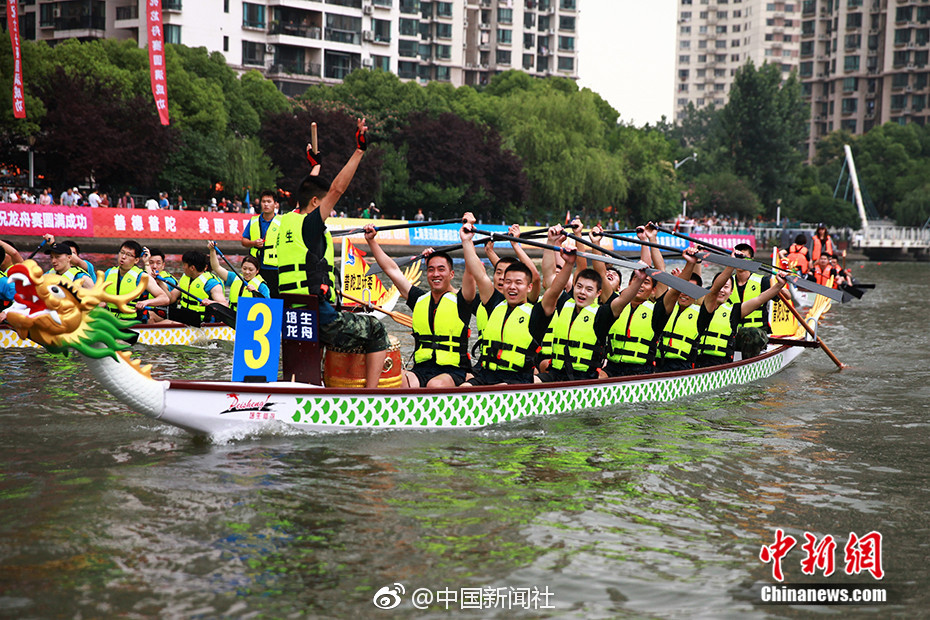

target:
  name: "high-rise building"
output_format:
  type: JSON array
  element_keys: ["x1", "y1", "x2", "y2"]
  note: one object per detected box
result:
[
  {"x1": 4, "y1": 0, "x2": 579, "y2": 96},
  {"x1": 674, "y1": 0, "x2": 801, "y2": 121},
  {"x1": 800, "y1": 0, "x2": 930, "y2": 160}
]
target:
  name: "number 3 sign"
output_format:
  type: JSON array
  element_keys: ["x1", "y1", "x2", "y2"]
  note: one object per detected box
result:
[{"x1": 232, "y1": 297, "x2": 283, "y2": 382}]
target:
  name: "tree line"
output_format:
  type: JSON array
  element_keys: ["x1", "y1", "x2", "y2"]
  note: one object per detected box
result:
[{"x1": 1, "y1": 34, "x2": 928, "y2": 227}]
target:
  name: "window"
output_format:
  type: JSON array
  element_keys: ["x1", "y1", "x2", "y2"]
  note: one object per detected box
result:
[
  {"x1": 913, "y1": 94, "x2": 926, "y2": 111},
  {"x1": 558, "y1": 56, "x2": 574, "y2": 71},
  {"x1": 223, "y1": 36, "x2": 229, "y2": 52},
  {"x1": 680, "y1": 54, "x2": 691, "y2": 63},
  {"x1": 419, "y1": 43, "x2": 432, "y2": 60},
  {"x1": 498, "y1": 8, "x2": 513, "y2": 23},
  {"x1": 435, "y1": 44, "x2": 451, "y2": 59},
  {"x1": 398, "y1": 39, "x2": 418, "y2": 57},
  {"x1": 842, "y1": 77, "x2": 858, "y2": 91},
  {"x1": 242, "y1": 3, "x2": 265, "y2": 28},
  {"x1": 372, "y1": 54, "x2": 391, "y2": 71},
  {"x1": 242, "y1": 41, "x2": 263, "y2": 66},
  {"x1": 523, "y1": 53, "x2": 534, "y2": 70},
  {"x1": 681, "y1": 25, "x2": 692, "y2": 34},
  {"x1": 844, "y1": 55, "x2": 860, "y2": 71},
  {"x1": 558, "y1": 36, "x2": 574, "y2": 51},
  {"x1": 842, "y1": 98, "x2": 857, "y2": 114},
  {"x1": 895, "y1": 29, "x2": 910, "y2": 45},
  {"x1": 892, "y1": 73, "x2": 909, "y2": 88},
  {"x1": 326, "y1": 14, "x2": 361, "y2": 44},
  {"x1": 895, "y1": 6, "x2": 913, "y2": 22},
  {"x1": 436, "y1": 2, "x2": 453, "y2": 17},
  {"x1": 224, "y1": 0, "x2": 229, "y2": 12},
  {"x1": 525, "y1": 33, "x2": 535, "y2": 49},
  {"x1": 680, "y1": 40, "x2": 691, "y2": 49},
  {"x1": 846, "y1": 13, "x2": 862, "y2": 29},
  {"x1": 915, "y1": 49, "x2": 929, "y2": 66},
  {"x1": 560, "y1": 0, "x2": 576, "y2": 9},
  {"x1": 559, "y1": 16, "x2": 575, "y2": 31},
  {"x1": 398, "y1": 60, "x2": 417, "y2": 78},
  {"x1": 841, "y1": 119, "x2": 857, "y2": 132},
  {"x1": 399, "y1": 0, "x2": 419, "y2": 15},
  {"x1": 845, "y1": 34, "x2": 861, "y2": 49},
  {"x1": 165, "y1": 24, "x2": 181, "y2": 44},
  {"x1": 436, "y1": 22, "x2": 452, "y2": 39},
  {"x1": 496, "y1": 50, "x2": 512, "y2": 65},
  {"x1": 436, "y1": 65, "x2": 451, "y2": 81},
  {"x1": 373, "y1": 19, "x2": 391, "y2": 43},
  {"x1": 716, "y1": 40, "x2": 727, "y2": 48},
  {"x1": 498, "y1": 29, "x2": 512, "y2": 44},
  {"x1": 679, "y1": 69, "x2": 690, "y2": 79},
  {"x1": 891, "y1": 94, "x2": 907, "y2": 109}
]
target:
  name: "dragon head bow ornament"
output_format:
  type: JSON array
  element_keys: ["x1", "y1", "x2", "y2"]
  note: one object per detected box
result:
[{"x1": 4, "y1": 260, "x2": 143, "y2": 359}]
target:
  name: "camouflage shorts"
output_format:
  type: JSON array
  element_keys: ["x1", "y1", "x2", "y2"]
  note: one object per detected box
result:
[{"x1": 320, "y1": 312, "x2": 390, "y2": 353}]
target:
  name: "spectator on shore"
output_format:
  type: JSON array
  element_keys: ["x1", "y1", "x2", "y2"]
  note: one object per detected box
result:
[
  {"x1": 159, "y1": 192, "x2": 170, "y2": 210},
  {"x1": 145, "y1": 196, "x2": 159, "y2": 210},
  {"x1": 87, "y1": 188, "x2": 101, "y2": 208},
  {"x1": 99, "y1": 192, "x2": 110, "y2": 208},
  {"x1": 414, "y1": 208, "x2": 425, "y2": 222},
  {"x1": 60, "y1": 187, "x2": 78, "y2": 206},
  {"x1": 118, "y1": 191, "x2": 134, "y2": 209},
  {"x1": 38, "y1": 189, "x2": 52, "y2": 205},
  {"x1": 176, "y1": 194, "x2": 187, "y2": 210}
]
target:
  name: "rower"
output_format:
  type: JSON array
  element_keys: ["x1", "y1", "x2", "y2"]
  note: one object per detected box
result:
[
  {"x1": 43, "y1": 242, "x2": 93, "y2": 289},
  {"x1": 811, "y1": 225, "x2": 835, "y2": 262},
  {"x1": 166, "y1": 249, "x2": 226, "y2": 323},
  {"x1": 208, "y1": 242, "x2": 270, "y2": 311},
  {"x1": 460, "y1": 215, "x2": 569, "y2": 386},
  {"x1": 654, "y1": 248, "x2": 704, "y2": 372},
  {"x1": 365, "y1": 225, "x2": 475, "y2": 388},
  {"x1": 43, "y1": 234, "x2": 98, "y2": 284},
  {"x1": 695, "y1": 254, "x2": 788, "y2": 367},
  {"x1": 728, "y1": 242, "x2": 771, "y2": 333},
  {"x1": 102, "y1": 241, "x2": 170, "y2": 321},
  {"x1": 598, "y1": 226, "x2": 671, "y2": 377},
  {"x1": 780, "y1": 233, "x2": 810, "y2": 274},
  {"x1": 241, "y1": 189, "x2": 281, "y2": 297}
]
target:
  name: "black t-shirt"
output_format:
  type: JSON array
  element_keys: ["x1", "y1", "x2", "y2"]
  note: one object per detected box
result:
[
  {"x1": 406, "y1": 286, "x2": 474, "y2": 328},
  {"x1": 300, "y1": 208, "x2": 328, "y2": 259}
]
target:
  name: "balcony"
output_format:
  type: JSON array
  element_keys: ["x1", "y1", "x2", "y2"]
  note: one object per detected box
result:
[
  {"x1": 270, "y1": 62, "x2": 322, "y2": 77},
  {"x1": 270, "y1": 23, "x2": 322, "y2": 40},
  {"x1": 52, "y1": 16, "x2": 106, "y2": 32}
]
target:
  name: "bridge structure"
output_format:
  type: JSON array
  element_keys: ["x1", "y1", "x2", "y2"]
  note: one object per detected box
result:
[{"x1": 841, "y1": 145, "x2": 930, "y2": 260}]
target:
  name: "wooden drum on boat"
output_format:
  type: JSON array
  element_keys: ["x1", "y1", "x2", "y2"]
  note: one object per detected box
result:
[{"x1": 323, "y1": 335, "x2": 402, "y2": 388}]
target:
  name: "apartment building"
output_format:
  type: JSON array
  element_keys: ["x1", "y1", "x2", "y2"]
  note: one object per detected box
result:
[
  {"x1": 4, "y1": 0, "x2": 579, "y2": 95},
  {"x1": 800, "y1": 0, "x2": 930, "y2": 160},
  {"x1": 674, "y1": 0, "x2": 801, "y2": 120}
]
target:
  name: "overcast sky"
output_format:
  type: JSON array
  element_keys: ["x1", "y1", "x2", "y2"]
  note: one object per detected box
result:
[{"x1": 577, "y1": 1, "x2": 676, "y2": 127}]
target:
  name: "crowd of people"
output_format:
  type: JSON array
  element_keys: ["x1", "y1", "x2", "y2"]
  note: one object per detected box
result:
[{"x1": 0, "y1": 120, "x2": 853, "y2": 390}]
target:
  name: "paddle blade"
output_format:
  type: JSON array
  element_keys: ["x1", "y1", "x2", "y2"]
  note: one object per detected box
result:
[
  {"x1": 786, "y1": 276, "x2": 847, "y2": 303},
  {"x1": 167, "y1": 306, "x2": 203, "y2": 328},
  {"x1": 206, "y1": 304, "x2": 237, "y2": 328},
  {"x1": 646, "y1": 268, "x2": 711, "y2": 299}
]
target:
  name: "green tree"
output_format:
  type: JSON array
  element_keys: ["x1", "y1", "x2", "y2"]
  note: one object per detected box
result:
[
  {"x1": 718, "y1": 62, "x2": 808, "y2": 213},
  {"x1": 688, "y1": 171, "x2": 763, "y2": 219}
]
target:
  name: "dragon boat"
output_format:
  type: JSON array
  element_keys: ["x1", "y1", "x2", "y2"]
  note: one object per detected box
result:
[
  {"x1": 4, "y1": 260, "x2": 828, "y2": 438},
  {"x1": 0, "y1": 321, "x2": 234, "y2": 348}
]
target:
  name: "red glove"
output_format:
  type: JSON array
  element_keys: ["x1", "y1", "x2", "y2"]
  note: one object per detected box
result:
[
  {"x1": 355, "y1": 126, "x2": 368, "y2": 151},
  {"x1": 306, "y1": 144, "x2": 322, "y2": 169}
]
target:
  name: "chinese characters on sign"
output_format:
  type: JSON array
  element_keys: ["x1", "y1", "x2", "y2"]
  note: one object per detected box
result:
[
  {"x1": 7, "y1": 0, "x2": 25, "y2": 119},
  {"x1": 146, "y1": 0, "x2": 170, "y2": 125},
  {"x1": 283, "y1": 308, "x2": 317, "y2": 342},
  {"x1": 760, "y1": 530, "x2": 883, "y2": 582}
]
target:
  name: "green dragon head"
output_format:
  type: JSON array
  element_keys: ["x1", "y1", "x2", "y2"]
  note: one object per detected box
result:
[{"x1": 4, "y1": 260, "x2": 142, "y2": 359}]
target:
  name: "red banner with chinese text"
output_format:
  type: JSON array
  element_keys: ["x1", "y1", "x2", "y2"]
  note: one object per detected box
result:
[
  {"x1": 7, "y1": 0, "x2": 26, "y2": 119},
  {"x1": 146, "y1": 0, "x2": 170, "y2": 126}
]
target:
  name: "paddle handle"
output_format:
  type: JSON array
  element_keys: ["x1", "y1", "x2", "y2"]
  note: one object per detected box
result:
[
  {"x1": 26, "y1": 239, "x2": 47, "y2": 260},
  {"x1": 332, "y1": 218, "x2": 462, "y2": 237},
  {"x1": 211, "y1": 242, "x2": 267, "y2": 298},
  {"x1": 778, "y1": 290, "x2": 846, "y2": 369},
  {"x1": 310, "y1": 122, "x2": 318, "y2": 154}
]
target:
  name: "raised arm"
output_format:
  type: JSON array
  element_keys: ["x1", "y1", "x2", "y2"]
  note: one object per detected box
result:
[
  {"x1": 461, "y1": 212, "x2": 495, "y2": 304},
  {"x1": 364, "y1": 224, "x2": 414, "y2": 299},
  {"x1": 0, "y1": 239, "x2": 23, "y2": 265},
  {"x1": 541, "y1": 225, "x2": 565, "y2": 290},
  {"x1": 703, "y1": 265, "x2": 735, "y2": 314},
  {"x1": 662, "y1": 247, "x2": 700, "y2": 315},
  {"x1": 207, "y1": 242, "x2": 230, "y2": 283},
  {"x1": 541, "y1": 248, "x2": 575, "y2": 316},
  {"x1": 609, "y1": 269, "x2": 647, "y2": 318},
  {"x1": 319, "y1": 118, "x2": 367, "y2": 221},
  {"x1": 587, "y1": 225, "x2": 613, "y2": 304},
  {"x1": 740, "y1": 273, "x2": 787, "y2": 318}
]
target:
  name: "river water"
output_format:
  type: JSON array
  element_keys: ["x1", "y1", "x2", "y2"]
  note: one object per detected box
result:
[{"x1": 0, "y1": 260, "x2": 927, "y2": 618}]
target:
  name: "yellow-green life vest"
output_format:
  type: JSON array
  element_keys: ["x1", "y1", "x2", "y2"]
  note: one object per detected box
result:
[
  {"x1": 177, "y1": 272, "x2": 214, "y2": 315},
  {"x1": 276, "y1": 211, "x2": 336, "y2": 303},
  {"x1": 657, "y1": 302, "x2": 701, "y2": 361},
  {"x1": 699, "y1": 302, "x2": 736, "y2": 359},
  {"x1": 539, "y1": 313, "x2": 557, "y2": 359},
  {"x1": 481, "y1": 302, "x2": 537, "y2": 373},
  {"x1": 230, "y1": 274, "x2": 266, "y2": 311},
  {"x1": 412, "y1": 291, "x2": 470, "y2": 368},
  {"x1": 46, "y1": 266, "x2": 89, "y2": 284},
  {"x1": 103, "y1": 266, "x2": 144, "y2": 321},
  {"x1": 607, "y1": 300, "x2": 656, "y2": 365},
  {"x1": 248, "y1": 214, "x2": 281, "y2": 268},
  {"x1": 729, "y1": 273, "x2": 766, "y2": 329},
  {"x1": 549, "y1": 299, "x2": 600, "y2": 373}
]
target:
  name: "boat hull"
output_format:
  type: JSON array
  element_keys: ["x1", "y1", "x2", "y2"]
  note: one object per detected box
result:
[
  {"x1": 156, "y1": 343, "x2": 805, "y2": 436},
  {"x1": 0, "y1": 323, "x2": 233, "y2": 348}
]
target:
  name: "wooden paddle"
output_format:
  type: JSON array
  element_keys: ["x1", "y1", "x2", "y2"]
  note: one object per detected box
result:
[
  {"x1": 337, "y1": 290, "x2": 413, "y2": 328},
  {"x1": 778, "y1": 290, "x2": 847, "y2": 369},
  {"x1": 309, "y1": 121, "x2": 320, "y2": 176}
]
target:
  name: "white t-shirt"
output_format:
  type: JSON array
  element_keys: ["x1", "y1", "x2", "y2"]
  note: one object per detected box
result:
[
  {"x1": 88, "y1": 192, "x2": 100, "y2": 208},
  {"x1": 145, "y1": 198, "x2": 159, "y2": 210}
]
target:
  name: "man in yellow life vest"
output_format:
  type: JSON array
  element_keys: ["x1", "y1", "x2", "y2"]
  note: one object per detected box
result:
[
  {"x1": 43, "y1": 242, "x2": 93, "y2": 289},
  {"x1": 696, "y1": 252, "x2": 788, "y2": 367},
  {"x1": 241, "y1": 189, "x2": 281, "y2": 297},
  {"x1": 652, "y1": 247, "x2": 706, "y2": 372},
  {"x1": 99, "y1": 241, "x2": 170, "y2": 321},
  {"x1": 42, "y1": 234, "x2": 98, "y2": 284},
  {"x1": 460, "y1": 215, "x2": 572, "y2": 386},
  {"x1": 727, "y1": 242, "x2": 772, "y2": 333},
  {"x1": 143, "y1": 247, "x2": 178, "y2": 324},
  {"x1": 275, "y1": 117, "x2": 390, "y2": 389},
  {"x1": 208, "y1": 242, "x2": 270, "y2": 311},
  {"x1": 165, "y1": 249, "x2": 226, "y2": 322},
  {"x1": 365, "y1": 225, "x2": 476, "y2": 388}
]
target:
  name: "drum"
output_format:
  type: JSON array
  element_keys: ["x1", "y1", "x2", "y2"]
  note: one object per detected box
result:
[{"x1": 323, "y1": 335, "x2": 403, "y2": 388}]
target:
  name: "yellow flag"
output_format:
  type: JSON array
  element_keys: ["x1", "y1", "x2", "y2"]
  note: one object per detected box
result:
[{"x1": 340, "y1": 238, "x2": 390, "y2": 307}]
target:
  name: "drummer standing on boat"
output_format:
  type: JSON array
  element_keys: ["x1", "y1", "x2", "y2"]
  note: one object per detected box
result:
[
  {"x1": 241, "y1": 190, "x2": 281, "y2": 297},
  {"x1": 364, "y1": 224, "x2": 476, "y2": 388},
  {"x1": 275, "y1": 118, "x2": 390, "y2": 389}
]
